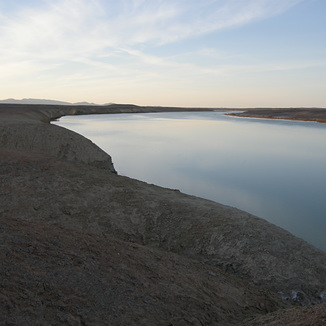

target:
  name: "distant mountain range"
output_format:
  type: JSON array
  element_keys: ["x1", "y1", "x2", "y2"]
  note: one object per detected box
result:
[{"x1": 0, "y1": 98, "x2": 104, "y2": 106}]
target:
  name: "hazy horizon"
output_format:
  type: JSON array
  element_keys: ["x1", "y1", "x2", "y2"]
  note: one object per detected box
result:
[
  {"x1": 1, "y1": 0, "x2": 325, "y2": 108},
  {"x1": 1, "y1": 97, "x2": 326, "y2": 109}
]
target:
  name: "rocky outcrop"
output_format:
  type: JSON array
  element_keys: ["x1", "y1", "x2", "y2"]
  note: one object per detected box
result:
[
  {"x1": 0, "y1": 122, "x2": 116, "y2": 172},
  {"x1": 245, "y1": 302, "x2": 326, "y2": 326},
  {"x1": 0, "y1": 214, "x2": 282, "y2": 326}
]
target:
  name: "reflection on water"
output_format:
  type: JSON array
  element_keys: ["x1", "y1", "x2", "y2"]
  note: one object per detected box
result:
[{"x1": 55, "y1": 112, "x2": 326, "y2": 251}]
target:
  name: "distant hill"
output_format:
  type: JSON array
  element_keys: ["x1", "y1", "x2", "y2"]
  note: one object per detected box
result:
[{"x1": 0, "y1": 98, "x2": 99, "y2": 106}]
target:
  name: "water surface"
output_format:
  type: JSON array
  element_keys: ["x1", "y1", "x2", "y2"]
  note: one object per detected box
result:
[{"x1": 55, "y1": 111, "x2": 326, "y2": 251}]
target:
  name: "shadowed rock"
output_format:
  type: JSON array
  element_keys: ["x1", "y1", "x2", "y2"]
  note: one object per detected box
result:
[
  {"x1": 0, "y1": 215, "x2": 282, "y2": 326},
  {"x1": 0, "y1": 122, "x2": 116, "y2": 172},
  {"x1": 1, "y1": 149, "x2": 325, "y2": 306}
]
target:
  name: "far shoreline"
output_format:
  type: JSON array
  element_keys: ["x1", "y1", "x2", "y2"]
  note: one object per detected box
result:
[
  {"x1": 1, "y1": 102, "x2": 325, "y2": 124},
  {"x1": 227, "y1": 108, "x2": 326, "y2": 123}
]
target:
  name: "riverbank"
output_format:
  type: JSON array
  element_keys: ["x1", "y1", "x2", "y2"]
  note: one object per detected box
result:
[
  {"x1": 1, "y1": 104, "x2": 326, "y2": 325},
  {"x1": 228, "y1": 107, "x2": 326, "y2": 123},
  {"x1": 3, "y1": 102, "x2": 326, "y2": 123}
]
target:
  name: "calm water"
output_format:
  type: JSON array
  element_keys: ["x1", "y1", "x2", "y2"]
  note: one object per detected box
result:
[{"x1": 54, "y1": 111, "x2": 326, "y2": 251}]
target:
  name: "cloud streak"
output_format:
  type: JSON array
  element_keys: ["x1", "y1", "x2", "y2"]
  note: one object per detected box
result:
[
  {"x1": 1, "y1": 0, "x2": 323, "y2": 107},
  {"x1": 1, "y1": 0, "x2": 305, "y2": 57}
]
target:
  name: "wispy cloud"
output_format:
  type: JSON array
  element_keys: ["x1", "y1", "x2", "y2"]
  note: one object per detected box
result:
[
  {"x1": 1, "y1": 0, "x2": 305, "y2": 57},
  {"x1": 1, "y1": 0, "x2": 319, "y2": 105}
]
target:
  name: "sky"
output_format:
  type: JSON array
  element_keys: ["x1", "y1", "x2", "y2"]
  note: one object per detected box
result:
[{"x1": 0, "y1": 0, "x2": 325, "y2": 107}]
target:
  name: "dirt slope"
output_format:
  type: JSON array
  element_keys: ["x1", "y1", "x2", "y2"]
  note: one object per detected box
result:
[
  {"x1": 1, "y1": 104, "x2": 326, "y2": 325},
  {"x1": 1, "y1": 149, "x2": 325, "y2": 305},
  {"x1": 1, "y1": 214, "x2": 283, "y2": 326}
]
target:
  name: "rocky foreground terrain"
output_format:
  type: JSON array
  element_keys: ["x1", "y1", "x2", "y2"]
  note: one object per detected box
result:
[{"x1": 1, "y1": 104, "x2": 325, "y2": 325}]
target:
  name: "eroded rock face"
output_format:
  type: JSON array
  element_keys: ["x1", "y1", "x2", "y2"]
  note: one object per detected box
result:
[
  {"x1": 245, "y1": 302, "x2": 326, "y2": 326},
  {"x1": 0, "y1": 215, "x2": 282, "y2": 326},
  {"x1": 0, "y1": 123, "x2": 116, "y2": 172}
]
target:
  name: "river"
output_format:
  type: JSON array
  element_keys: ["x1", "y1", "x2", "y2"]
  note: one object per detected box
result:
[{"x1": 54, "y1": 111, "x2": 326, "y2": 251}]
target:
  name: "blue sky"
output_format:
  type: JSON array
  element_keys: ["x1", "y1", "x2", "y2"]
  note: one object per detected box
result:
[{"x1": 0, "y1": 0, "x2": 325, "y2": 107}]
